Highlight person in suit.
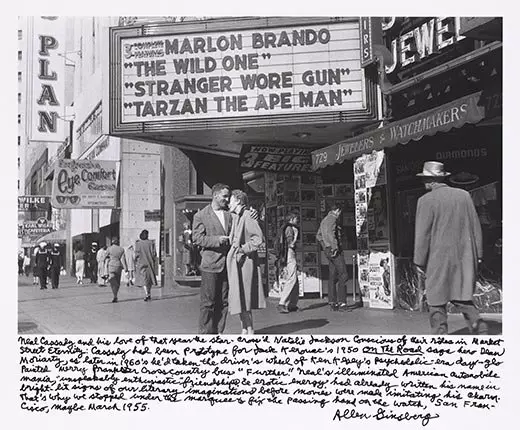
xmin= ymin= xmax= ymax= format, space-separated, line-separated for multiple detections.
xmin=104 ymin=238 xmax=128 ymax=303
xmin=192 ymin=183 xmax=233 ymax=334
xmin=135 ymin=230 xmax=157 ymax=301
xmin=414 ymin=161 xmax=488 ymax=335
xmin=87 ymin=242 xmax=99 ymax=284
xmin=48 ymin=243 xmax=63 ymax=289
xmin=226 ymin=189 xmax=266 ymax=334
xmin=35 ymin=242 xmax=50 ymax=290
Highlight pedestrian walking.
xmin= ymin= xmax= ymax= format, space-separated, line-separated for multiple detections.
xmin=226 ymin=190 xmax=266 ymax=334
xmin=87 ymin=242 xmax=99 ymax=284
xmin=192 ymin=183 xmax=233 ymax=334
xmin=74 ymin=245 xmax=85 ymax=284
xmin=105 ymin=238 xmax=128 ymax=303
xmin=49 ymin=243 xmax=63 ymax=289
xmin=96 ymin=245 xmax=108 ymax=286
xmin=32 ymin=246 xmax=39 ymax=285
xmin=35 ymin=242 xmax=50 ymax=290
xmin=135 ymin=230 xmax=157 ymax=301
xmin=23 ymin=253 xmax=31 ymax=277
xmin=414 ymin=161 xmax=488 ymax=335
xmin=275 ymin=212 xmax=300 ymax=313
xmin=18 ymin=252 xmax=24 ymax=275
xmin=317 ymin=204 xmax=362 ymax=311
xmin=124 ymin=244 xmax=135 ymax=286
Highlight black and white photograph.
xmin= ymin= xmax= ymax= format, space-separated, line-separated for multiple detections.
xmin=11 ymin=13 xmax=512 ymax=430
xmin=300 ymin=189 xmax=317 ymax=202
xmin=303 ymin=251 xmax=318 ymax=265
xmin=301 ymin=206 xmax=317 ymax=222
xmin=321 ymin=184 xmax=334 ymax=197
xmin=302 ymin=232 xmax=317 ymax=247
xmin=334 ymin=183 xmax=353 ymax=198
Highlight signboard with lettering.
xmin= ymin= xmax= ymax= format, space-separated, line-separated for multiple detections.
xmin=18 ymin=195 xmax=51 ymax=212
xmin=26 ymin=16 xmax=67 ymax=144
xmin=21 ymin=218 xmax=54 ymax=245
xmin=312 ymin=90 xmax=496 ymax=169
xmin=144 ymin=209 xmax=162 ymax=222
xmin=116 ymin=20 xmax=365 ymax=124
xmin=51 ymin=159 xmax=118 ymax=209
xmin=239 ymin=145 xmax=313 ymax=173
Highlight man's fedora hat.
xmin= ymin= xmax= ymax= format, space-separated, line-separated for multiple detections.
xmin=449 ymin=171 xmax=479 ymax=186
xmin=417 ymin=161 xmax=451 ymax=177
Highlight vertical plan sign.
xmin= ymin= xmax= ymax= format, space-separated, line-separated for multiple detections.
xmin=26 ymin=16 xmax=66 ymax=143
xmin=51 ymin=160 xmax=118 ymax=209
xmin=118 ymin=22 xmax=365 ymax=122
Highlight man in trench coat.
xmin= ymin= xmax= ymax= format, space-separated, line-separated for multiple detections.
xmin=413 ymin=161 xmax=488 ymax=335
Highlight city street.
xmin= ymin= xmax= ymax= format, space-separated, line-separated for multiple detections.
xmin=18 ymin=275 xmax=502 ymax=335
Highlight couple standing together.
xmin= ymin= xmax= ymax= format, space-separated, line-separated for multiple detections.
xmin=192 ymin=183 xmax=265 ymax=335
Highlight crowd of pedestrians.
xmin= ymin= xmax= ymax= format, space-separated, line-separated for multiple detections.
xmin=19 ymin=162 xmax=488 ymax=335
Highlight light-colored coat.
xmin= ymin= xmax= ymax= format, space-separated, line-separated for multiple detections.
xmin=135 ymin=239 xmax=157 ymax=287
xmin=414 ymin=183 xmax=483 ymax=306
xmin=226 ymin=209 xmax=266 ymax=315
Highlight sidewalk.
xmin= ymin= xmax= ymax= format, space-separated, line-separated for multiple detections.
xmin=18 ymin=274 xmax=502 ymax=335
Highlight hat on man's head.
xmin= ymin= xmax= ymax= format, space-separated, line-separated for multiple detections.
xmin=417 ymin=161 xmax=450 ymax=177
xmin=53 ymin=243 xmax=60 ymax=248
xmin=39 ymin=242 xmax=47 ymax=248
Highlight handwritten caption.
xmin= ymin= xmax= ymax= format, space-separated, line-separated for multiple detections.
xmin=19 ymin=335 xmax=504 ymax=425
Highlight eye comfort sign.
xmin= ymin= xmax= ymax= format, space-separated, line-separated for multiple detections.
xmin=51 ymin=160 xmax=117 ymax=209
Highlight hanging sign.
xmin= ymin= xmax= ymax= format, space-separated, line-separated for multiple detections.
xmin=18 ymin=195 xmax=51 ymax=212
xmin=239 ymin=145 xmax=313 ymax=173
xmin=51 ymin=159 xmax=117 ymax=209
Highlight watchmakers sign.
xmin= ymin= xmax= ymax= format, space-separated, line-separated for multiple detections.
xmin=117 ymin=21 xmax=364 ymax=123
xmin=51 ymin=159 xmax=117 ymax=209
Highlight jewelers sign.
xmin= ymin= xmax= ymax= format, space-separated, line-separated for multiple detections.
xmin=118 ymin=21 xmax=364 ymax=122
xmin=51 ymin=160 xmax=117 ymax=209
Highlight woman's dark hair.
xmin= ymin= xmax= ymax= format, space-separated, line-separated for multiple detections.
xmin=111 ymin=237 xmax=120 ymax=245
xmin=76 ymin=244 xmax=83 ymax=251
xmin=231 ymin=189 xmax=248 ymax=206
xmin=286 ymin=212 xmax=299 ymax=223
xmin=140 ymin=229 xmax=149 ymax=240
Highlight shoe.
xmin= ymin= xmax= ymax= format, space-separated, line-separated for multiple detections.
xmin=329 ymin=303 xmax=339 ymax=311
xmin=112 ymin=297 xmax=118 ymax=303
xmin=288 ymin=305 xmax=299 ymax=312
xmin=346 ymin=300 xmax=363 ymax=310
xmin=337 ymin=302 xmax=350 ymax=312
xmin=144 ymin=296 xmax=151 ymax=302
xmin=277 ymin=304 xmax=289 ymax=313
xmin=472 ymin=319 xmax=489 ymax=335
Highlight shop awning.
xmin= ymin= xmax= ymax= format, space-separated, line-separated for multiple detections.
xmin=37 ymin=229 xmax=67 ymax=244
xmin=312 ymin=89 xmax=501 ymax=170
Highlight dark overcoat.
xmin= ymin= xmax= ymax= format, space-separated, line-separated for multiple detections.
xmin=226 ymin=210 xmax=266 ymax=315
xmin=413 ymin=183 xmax=483 ymax=306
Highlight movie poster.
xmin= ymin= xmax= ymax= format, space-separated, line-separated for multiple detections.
xmin=368 ymin=250 xmax=393 ymax=309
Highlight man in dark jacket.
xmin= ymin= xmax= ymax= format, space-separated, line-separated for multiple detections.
xmin=414 ymin=161 xmax=487 ymax=335
xmin=87 ymin=242 xmax=99 ymax=283
xmin=192 ymin=183 xmax=232 ymax=334
xmin=317 ymin=205 xmax=361 ymax=311
xmin=35 ymin=242 xmax=50 ymax=290
xmin=49 ymin=243 xmax=63 ymax=289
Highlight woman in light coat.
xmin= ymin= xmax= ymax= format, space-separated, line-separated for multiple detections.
xmin=96 ymin=245 xmax=108 ymax=286
xmin=104 ymin=238 xmax=128 ymax=303
xmin=135 ymin=230 xmax=157 ymax=301
xmin=227 ymin=189 xmax=266 ymax=334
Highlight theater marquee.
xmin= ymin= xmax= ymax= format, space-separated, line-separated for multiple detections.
xmin=108 ymin=18 xmax=377 ymax=135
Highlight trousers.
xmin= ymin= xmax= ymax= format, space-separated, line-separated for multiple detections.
xmin=429 ymin=300 xmax=488 ymax=334
xmin=199 ymin=270 xmax=229 ymax=334
xmin=279 ymin=248 xmax=299 ymax=308
xmin=49 ymin=266 xmax=60 ymax=289
xmin=327 ymin=252 xmax=348 ymax=304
